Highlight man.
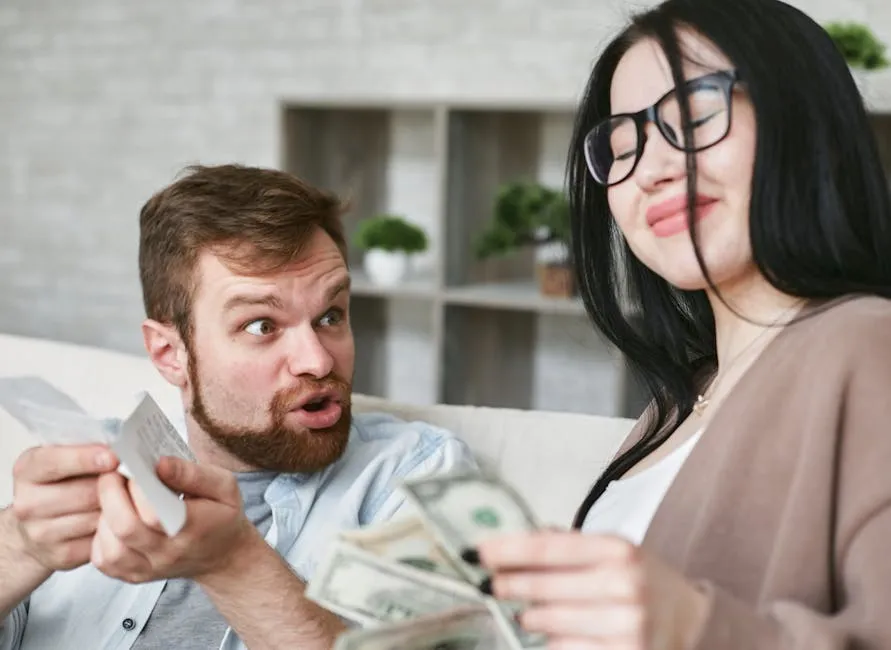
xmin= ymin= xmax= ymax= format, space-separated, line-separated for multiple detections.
xmin=0 ymin=164 xmax=476 ymax=650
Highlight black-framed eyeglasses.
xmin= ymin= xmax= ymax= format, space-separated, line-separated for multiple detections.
xmin=583 ymin=69 xmax=740 ymax=187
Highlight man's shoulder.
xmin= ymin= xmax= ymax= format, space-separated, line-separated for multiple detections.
xmin=282 ymin=411 xmax=477 ymax=575
xmin=350 ymin=410 xmax=457 ymax=449
xmin=316 ymin=411 xmax=476 ymax=522
xmin=338 ymin=410 xmax=474 ymax=480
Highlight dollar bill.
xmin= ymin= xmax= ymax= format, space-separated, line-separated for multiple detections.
xmin=306 ymin=540 xmax=483 ymax=627
xmin=332 ymin=605 xmax=511 ymax=650
xmin=400 ymin=471 xmax=547 ymax=649
xmin=308 ymin=471 xmax=546 ymax=649
xmin=400 ymin=471 xmax=541 ymax=585
xmin=340 ymin=516 xmax=465 ymax=580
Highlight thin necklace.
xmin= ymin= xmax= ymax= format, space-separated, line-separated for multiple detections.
xmin=692 ymin=302 xmax=802 ymax=416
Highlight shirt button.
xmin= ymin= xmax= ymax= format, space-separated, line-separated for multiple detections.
xmin=122 ymin=618 xmax=136 ymax=631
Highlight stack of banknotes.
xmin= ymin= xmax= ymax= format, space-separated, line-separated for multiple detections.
xmin=305 ymin=471 xmax=549 ymax=650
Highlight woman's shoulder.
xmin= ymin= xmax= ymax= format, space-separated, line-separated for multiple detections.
xmin=777 ymin=295 xmax=891 ymax=385
xmin=790 ymin=294 xmax=891 ymax=348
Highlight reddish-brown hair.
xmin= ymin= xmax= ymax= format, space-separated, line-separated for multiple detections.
xmin=138 ymin=164 xmax=347 ymax=340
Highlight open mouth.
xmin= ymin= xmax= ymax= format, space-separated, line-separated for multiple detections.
xmin=288 ymin=393 xmax=344 ymax=429
xmin=301 ymin=396 xmax=332 ymax=413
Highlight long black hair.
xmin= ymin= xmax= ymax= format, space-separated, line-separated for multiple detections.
xmin=570 ymin=0 xmax=891 ymax=529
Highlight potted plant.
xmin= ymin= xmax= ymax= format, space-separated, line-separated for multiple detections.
xmin=353 ymin=214 xmax=428 ymax=286
xmin=474 ymin=181 xmax=574 ymax=298
xmin=824 ymin=21 xmax=889 ymax=70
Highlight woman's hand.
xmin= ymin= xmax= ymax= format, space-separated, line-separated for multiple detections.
xmin=472 ymin=530 xmax=709 ymax=650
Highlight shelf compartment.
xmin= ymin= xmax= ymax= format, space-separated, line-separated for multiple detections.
xmin=282 ymin=105 xmax=442 ymax=277
xmin=441 ymin=304 xmax=636 ymax=416
xmin=443 ymin=108 xmax=576 ymax=288
xmin=442 ymin=305 xmax=536 ymax=410
xmin=350 ymin=269 xmax=439 ymax=300
xmin=444 ymin=280 xmax=585 ymax=315
xmin=350 ymin=296 xmax=440 ymax=406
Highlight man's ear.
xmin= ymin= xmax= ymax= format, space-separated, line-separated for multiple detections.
xmin=142 ymin=319 xmax=189 ymax=389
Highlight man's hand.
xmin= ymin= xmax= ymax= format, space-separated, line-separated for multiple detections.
xmin=90 ymin=456 xmax=253 ymax=583
xmin=90 ymin=455 xmax=345 ymax=649
xmin=10 ymin=444 xmax=118 ymax=572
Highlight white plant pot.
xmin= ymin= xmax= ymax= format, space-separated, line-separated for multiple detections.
xmin=363 ymin=249 xmax=408 ymax=286
xmin=535 ymin=240 xmax=570 ymax=266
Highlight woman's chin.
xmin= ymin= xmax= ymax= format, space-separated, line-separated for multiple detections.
xmin=667 ymin=275 xmax=712 ymax=292
xmin=648 ymin=264 xmax=713 ymax=292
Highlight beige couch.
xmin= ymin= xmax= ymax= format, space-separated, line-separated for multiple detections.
xmin=0 ymin=333 xmax=634 ymax=527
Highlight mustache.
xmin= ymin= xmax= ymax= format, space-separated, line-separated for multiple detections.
xmin=269 ymin=375 xmax=352 ymax=414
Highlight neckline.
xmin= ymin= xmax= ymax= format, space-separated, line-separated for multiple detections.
xmin=639 ymin=297 xmax=821 ymax=550
xmin=608 ymin=427 xmax=704 ymax=490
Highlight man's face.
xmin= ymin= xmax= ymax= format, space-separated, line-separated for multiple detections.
xmin=185 ymin=227 xmax=355 ymax=473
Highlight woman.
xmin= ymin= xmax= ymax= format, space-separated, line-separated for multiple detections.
xmin=470 ymin=0 xmax=891 ymax=647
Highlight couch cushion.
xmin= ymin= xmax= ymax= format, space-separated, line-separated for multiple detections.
xmin=350 ymin=394 xmax=632 ymax=526
xmin=0 ymin=334 xmax=634 ymax=526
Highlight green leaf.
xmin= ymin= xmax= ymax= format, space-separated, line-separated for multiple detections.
xmin=352 ymin=214 xmax=429 ymax=253
xmin=824 ymin=21 xmax=889 ymax=70
xmin=473 ymin=180 xmax=571 ymax=260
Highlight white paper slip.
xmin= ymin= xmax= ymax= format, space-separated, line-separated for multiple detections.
xmin=110 ymin=392 xmax=195 ymax=536
xmin=0 ymin=376 xmax=193 ymax=536
xmin=0 ymin=376 xmax=111 ymax=446
xmin=120 ymin=391 xmax=194 ymax=463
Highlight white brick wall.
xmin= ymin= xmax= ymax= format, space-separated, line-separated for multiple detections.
xmin=1 ymin=0 xmax=890 ymax=353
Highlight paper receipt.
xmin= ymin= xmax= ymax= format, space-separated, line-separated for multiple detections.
xmin=0 ymin=376 xmax=193 ymax=536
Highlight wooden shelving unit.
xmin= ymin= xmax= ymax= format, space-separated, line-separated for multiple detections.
xmin=280 ymin=73 xmax=891 ymax=418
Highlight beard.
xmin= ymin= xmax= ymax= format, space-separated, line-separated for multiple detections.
xmin=186 ymin=350 xmax=352 ymax=474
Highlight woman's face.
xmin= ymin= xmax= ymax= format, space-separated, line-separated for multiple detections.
xmin=606 ymin=31 xmax=758 ymax=292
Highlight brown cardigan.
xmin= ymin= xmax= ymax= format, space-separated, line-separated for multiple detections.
xmin=611 ymin=295 xmax=891 ymax=649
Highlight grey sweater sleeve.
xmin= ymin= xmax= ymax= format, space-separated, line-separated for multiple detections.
xmin=0 ymin=602 xmax=28 ymax=650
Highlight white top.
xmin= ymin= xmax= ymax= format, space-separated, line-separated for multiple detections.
xmin=581 ymin=429 xmax=703 ymax=545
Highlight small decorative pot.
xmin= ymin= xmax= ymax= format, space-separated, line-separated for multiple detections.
xmin=534 ymin=241 xmax=575 ymax=298
xmin=537 ymin=263 xmax=575 ymax=298
xmin=363 ymin=248 xmax=408 ymax=286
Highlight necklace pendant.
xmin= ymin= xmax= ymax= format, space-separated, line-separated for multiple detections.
xmin=693 ymin=394 xmax=709 ymax=415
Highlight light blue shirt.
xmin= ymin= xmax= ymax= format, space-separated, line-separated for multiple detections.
xmin=0 ymin=412 xmax=476 ymax=650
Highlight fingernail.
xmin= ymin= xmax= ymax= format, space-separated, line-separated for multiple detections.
xmin=478 ymin=576 xmax=493 ymax=596
xmin=460 ymin=548 xmax=480 ymax=565
xmin=158 ymin=455 xmax=177 ymax=474
xmin=95 ymin=452 xmax=113 ymax=469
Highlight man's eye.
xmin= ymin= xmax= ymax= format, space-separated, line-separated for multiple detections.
xmin=244 ymin=319 xmax=276 ymax=336
xmin=319 ymin=308 xmax=345 ymax=327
